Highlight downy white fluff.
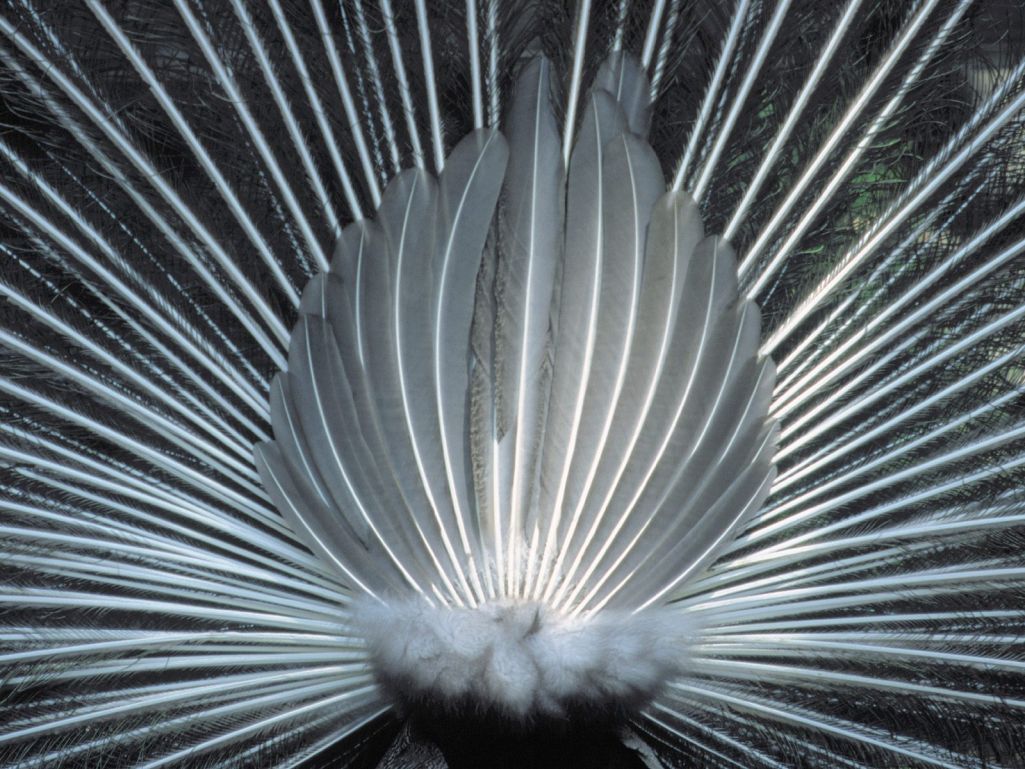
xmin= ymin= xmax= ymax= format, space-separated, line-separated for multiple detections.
xmin=354 ymin=597 xmax=694 ymax=720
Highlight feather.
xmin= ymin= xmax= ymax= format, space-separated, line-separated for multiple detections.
xmin=547 ymin=186 xmax=706 ymax=611
xmin=433 ymin=129 xmax=509 ymax=597
xmin=2 ymin=2 xmax=1025 ymax=767
xmin=592 ymin=51 xmax=653 ymax=137
xmin=543 ymin=132 xmax=665 ymax=607
xmin=489 ymin=56 xmax=564 ymax=596
xmin=528 ymin=88 xmax=626 ymax=598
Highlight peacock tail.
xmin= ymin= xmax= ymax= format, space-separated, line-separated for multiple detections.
xmin=0 ymin=1 xmax=1024 ymax=767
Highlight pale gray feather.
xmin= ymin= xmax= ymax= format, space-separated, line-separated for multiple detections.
xmin=490 ymin=56 xmax=564 ymax=593
xmin=544 ymin=132 xmax=665 ymax=603
xmin=433 ymin=128 xmax=509 ymax=593
xmin=550 ymin=188 xmax=704 ymax=611
xmin=592 ymin=51 xmax=652 ymax=137
xmin=575 ymin=239 xmax=776 ymax=611
xmin=529 ymin=89 xmax=627 ymax=595
xmin=358 ymin=170 xmax=473 ymax=603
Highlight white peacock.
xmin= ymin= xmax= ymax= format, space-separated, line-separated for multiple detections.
xmin=255 ymin=53 xmax=776 ymax=720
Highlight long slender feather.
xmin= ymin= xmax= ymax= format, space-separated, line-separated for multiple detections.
xmin=528 ymin=89 xmax=626 ymax=599
xmin=492 ymin=56 xmax=563 ymax=596
xmin=546 ymin=132 xmax=664 ymax=607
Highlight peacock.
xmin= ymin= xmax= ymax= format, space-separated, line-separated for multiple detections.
xmin=1 ymin=0 xmax=1024 ymax=767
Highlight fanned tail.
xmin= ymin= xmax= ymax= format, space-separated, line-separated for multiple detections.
xmin=1 ymin=1 xmax=1025 ymax=767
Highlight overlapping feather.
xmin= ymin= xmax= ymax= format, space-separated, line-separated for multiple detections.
xmin=0 ymin=1 xmax=1023 ymax=767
